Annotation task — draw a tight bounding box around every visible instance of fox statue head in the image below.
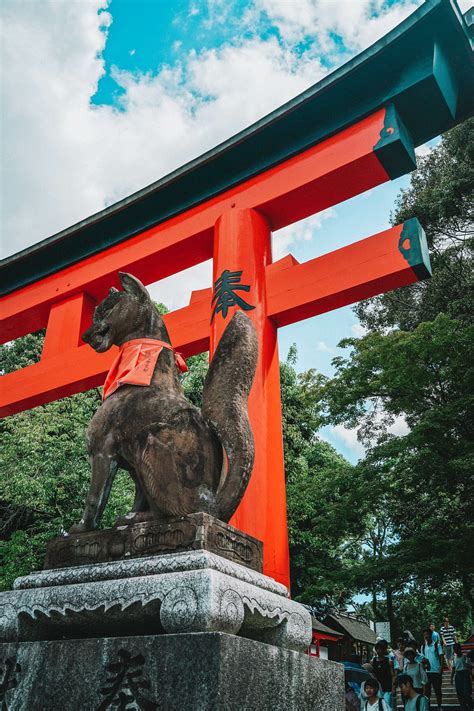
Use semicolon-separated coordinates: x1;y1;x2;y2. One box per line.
82;272;167;352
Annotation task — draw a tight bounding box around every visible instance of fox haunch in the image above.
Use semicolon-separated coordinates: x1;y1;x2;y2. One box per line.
70;272;258;533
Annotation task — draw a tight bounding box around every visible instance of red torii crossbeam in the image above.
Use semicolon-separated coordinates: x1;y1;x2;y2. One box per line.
2;0;473;589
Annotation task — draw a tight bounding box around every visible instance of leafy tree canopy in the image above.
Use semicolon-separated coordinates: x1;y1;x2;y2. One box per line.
356;117;473;331
321;118;474;636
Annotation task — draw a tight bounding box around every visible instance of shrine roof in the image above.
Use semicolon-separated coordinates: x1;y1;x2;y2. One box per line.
325;613;377;645
311;617;344;637
2;0;474;296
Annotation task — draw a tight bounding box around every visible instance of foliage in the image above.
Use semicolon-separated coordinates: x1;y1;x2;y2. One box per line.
321;119;474;635
356;117;473;331
0;337;130;590
279;347;363;608
180;352;209;408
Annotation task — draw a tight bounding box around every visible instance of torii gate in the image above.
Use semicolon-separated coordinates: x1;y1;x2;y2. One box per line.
1;0;473;589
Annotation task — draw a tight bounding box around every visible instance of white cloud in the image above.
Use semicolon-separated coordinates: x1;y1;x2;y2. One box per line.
388;414;409;437
1;0;112;255
330;424;366;458
329;412;409;461
1;2;329;259
254;0;422;54
415;143;431;158
316;340;335;354
351;322;368;338
273;209;335;260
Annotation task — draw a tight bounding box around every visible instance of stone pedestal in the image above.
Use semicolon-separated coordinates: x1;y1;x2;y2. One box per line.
0;632;345;710
2;551;308;648
0;550;345;709
44;513;263;572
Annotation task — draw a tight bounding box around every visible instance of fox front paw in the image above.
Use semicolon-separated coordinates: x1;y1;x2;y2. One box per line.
68;519;90;534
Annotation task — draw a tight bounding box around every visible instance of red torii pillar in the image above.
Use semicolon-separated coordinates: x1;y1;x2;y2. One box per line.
211;209;288;586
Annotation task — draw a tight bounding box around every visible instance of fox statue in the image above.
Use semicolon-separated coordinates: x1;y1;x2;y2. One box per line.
70;272;258;533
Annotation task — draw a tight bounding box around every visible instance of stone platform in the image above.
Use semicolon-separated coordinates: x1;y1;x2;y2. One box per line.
1;550;310;650
0;632;345;710
44;512;263;572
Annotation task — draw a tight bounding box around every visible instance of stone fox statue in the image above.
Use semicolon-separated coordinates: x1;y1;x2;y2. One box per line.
70;272;258;533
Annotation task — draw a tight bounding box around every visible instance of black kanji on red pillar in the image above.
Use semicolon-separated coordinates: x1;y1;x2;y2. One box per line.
211;270;255;323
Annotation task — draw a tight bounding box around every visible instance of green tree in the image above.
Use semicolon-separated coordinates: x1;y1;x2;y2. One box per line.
321;118;474;636
356;117;473;331
278;347;369;609
0;331;135;589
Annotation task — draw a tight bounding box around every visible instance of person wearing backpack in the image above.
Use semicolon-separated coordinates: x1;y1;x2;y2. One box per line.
419;628;445;711
360;679;391;711
450;642;473;710
398;673;429;711
403;647;429;695
372;640;397;708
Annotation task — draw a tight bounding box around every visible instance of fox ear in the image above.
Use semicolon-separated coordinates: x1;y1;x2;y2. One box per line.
119;272;149;303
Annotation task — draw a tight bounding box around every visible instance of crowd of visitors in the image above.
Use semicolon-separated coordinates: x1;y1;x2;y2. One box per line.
345;617;473;711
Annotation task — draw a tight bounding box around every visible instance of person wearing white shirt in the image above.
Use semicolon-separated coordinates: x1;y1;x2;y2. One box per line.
419;628;445;711
360;679;391;711
440;616;457;671
450;642;473;710
398;674;429;711
403;648;428;694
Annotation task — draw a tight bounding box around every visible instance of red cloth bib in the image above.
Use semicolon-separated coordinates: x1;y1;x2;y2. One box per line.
102;338;187;401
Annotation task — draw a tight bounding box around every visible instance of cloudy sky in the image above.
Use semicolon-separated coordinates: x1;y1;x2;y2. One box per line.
2;0;469;460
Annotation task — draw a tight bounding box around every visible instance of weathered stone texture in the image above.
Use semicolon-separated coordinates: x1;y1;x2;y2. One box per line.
73;273;259;532
45;513;263;572
1;551;310;651
0;632;345;710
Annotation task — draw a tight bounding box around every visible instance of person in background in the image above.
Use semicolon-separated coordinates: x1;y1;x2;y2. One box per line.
419;628;445;711
372;640;397;708
404;630;417;648
394;638;408;709
360;679;391;711
345;681;360;711
440;616;457;671
403;648;428;695
394;638;407;674
451;642;473;711
429;623;441;644
398;674;429;711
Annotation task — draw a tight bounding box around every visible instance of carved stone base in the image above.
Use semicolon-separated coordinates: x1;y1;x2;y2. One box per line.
0;632;345;710
44;512;263;572
1;551;310;652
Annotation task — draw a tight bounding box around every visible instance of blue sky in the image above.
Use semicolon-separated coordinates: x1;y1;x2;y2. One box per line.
4;0;458;462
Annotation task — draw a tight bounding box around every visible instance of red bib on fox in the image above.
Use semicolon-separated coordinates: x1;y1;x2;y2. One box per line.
102;338;187;401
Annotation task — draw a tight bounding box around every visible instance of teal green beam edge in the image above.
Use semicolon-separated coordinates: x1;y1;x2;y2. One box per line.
399;218;432;281
373;104;417;179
